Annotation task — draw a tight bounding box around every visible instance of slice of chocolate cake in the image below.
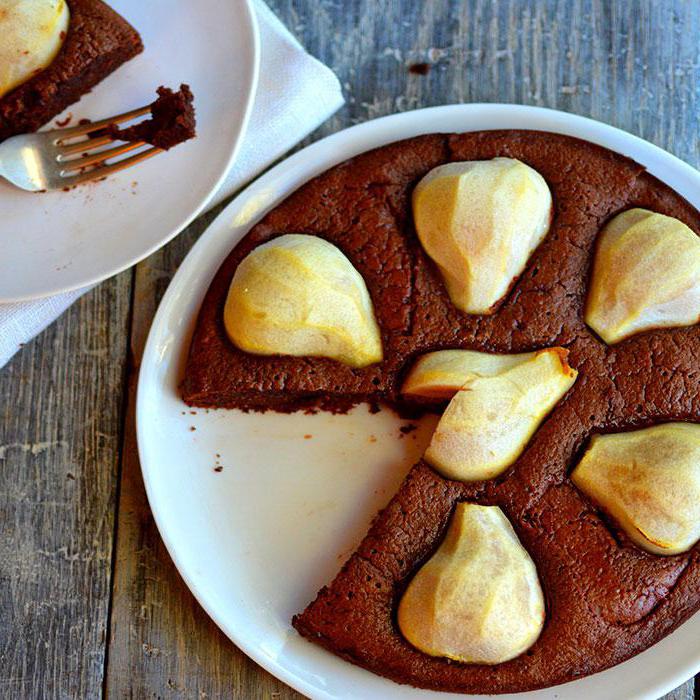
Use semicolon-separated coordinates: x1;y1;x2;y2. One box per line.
0;0;143;142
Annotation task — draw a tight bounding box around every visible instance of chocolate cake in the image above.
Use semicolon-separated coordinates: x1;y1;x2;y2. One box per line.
182;130;700;692
108;84;196;150
0;0;143;142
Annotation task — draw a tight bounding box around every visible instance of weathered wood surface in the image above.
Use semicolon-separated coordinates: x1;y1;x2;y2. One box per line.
1;1;699;698
0;276;132;699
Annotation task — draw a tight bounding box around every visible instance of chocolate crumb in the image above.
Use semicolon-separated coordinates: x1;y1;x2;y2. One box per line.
108;84;196;150
214;466;223;473
55;113;72;127
189;426;196;431
408;62;431;75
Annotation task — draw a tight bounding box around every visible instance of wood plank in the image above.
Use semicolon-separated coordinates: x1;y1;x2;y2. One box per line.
104;0;700;698
0;274;132;699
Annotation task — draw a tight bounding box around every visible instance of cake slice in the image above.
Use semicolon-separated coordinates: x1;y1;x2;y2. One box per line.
0;0;143;142
293;443;700;693
181;134;449;413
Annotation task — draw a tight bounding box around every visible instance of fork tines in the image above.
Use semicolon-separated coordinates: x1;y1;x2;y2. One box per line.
52;104;162;185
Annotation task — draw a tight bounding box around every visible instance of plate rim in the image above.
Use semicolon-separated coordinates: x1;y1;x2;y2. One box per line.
0;0;260;302
137;103;700;700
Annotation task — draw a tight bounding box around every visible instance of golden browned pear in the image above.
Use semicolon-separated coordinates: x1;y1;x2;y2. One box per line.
424;348;577;481
402;348;538;400
412;158;552;314
224;234;383;368
571;423;700;555
0;0;70;99
585;208;700;344
398;503;545;664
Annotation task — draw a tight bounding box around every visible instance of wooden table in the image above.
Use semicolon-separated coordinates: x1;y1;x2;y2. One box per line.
2;1;699;697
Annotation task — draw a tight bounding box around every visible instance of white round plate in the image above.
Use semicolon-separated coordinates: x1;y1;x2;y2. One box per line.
137;104;700;700
0;0;259;301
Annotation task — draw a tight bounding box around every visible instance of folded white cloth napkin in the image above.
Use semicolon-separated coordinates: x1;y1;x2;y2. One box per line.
0;0;343;369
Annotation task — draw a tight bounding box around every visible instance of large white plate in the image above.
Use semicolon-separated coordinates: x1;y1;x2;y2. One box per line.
0;0;259;301
137;105;700;700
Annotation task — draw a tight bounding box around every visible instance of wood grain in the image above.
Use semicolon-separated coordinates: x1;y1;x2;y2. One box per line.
0;274;132;699
1;1;698;698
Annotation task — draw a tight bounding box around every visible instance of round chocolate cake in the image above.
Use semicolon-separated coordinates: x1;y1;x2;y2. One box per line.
183;130;700;693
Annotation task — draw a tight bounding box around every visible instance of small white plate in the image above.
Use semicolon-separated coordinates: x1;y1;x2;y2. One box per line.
137;105;700;700
0;0;259;301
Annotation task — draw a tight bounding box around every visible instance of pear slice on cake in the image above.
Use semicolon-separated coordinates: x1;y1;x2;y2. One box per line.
571;422;700;555
224;234;383;368
422;348;577;482
412;158;552;314
402;348;538;400
398;503;545;664
0;0;70;99
585;208;700;344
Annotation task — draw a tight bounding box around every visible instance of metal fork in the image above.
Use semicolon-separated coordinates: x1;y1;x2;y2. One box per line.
0;104;163;191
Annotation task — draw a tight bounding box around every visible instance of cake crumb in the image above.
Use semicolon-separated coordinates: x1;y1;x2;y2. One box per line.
399;423;418;437
408;62;431;75
55;113;72;127
369;435;377;443
303;434;313;439
108;84;196;150
189;426;196;432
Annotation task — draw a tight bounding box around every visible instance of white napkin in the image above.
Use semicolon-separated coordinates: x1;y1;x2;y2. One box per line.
0;0;344;369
